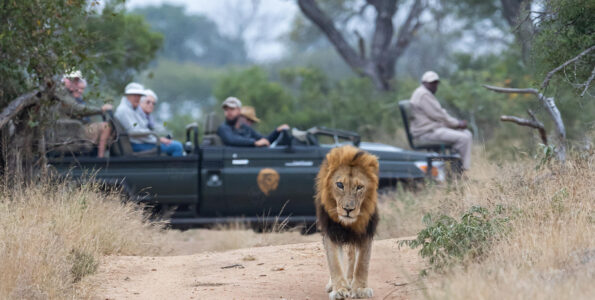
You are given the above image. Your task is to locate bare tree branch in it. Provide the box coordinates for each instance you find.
[581,65,595,97]
[500,110,547,145]
[541,45,595,90]
[483,84,566,161]
[297,0,366,73]
[482,85,539,95]
[298,0,426,90]
[0,90,42,129]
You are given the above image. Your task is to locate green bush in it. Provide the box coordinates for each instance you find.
[401,205,510,273]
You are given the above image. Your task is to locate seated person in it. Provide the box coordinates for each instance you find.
[240,105,289,143]
[217,97,289,147]
[137,89,184,156]
[114,82,183,157]
[61,71,113,158]
[409,71,472,170]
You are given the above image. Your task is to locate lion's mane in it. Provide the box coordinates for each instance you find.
[315,146,379,245]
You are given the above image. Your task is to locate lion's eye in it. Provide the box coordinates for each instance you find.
[356,185,364,190]
[336,182,344,189]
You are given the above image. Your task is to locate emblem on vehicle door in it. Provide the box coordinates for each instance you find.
[257,168,280,196]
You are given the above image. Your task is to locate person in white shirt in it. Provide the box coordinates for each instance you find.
[114,82,182,156]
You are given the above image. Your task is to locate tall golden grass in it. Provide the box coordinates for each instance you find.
[424,150,595,299]
[382,147,594,299]
[0,180,162,299]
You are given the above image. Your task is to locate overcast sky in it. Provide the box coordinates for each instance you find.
[126,0,298,61]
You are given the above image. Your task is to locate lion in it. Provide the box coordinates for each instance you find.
[315,145,379,299]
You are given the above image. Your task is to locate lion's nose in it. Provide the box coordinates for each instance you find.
[343,207,354,215]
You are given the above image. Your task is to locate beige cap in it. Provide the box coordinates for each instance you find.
[124,82,147,95]
[421,71,440,83]
[241,106,261,123]
[222,97,242,109]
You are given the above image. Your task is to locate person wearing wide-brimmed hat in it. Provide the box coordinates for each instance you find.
[217,97,289,147]
[240,106,288,143]
[409,71,472,170]
[59,71,113,158]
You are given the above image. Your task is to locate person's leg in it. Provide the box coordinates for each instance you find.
[96,122,111,158]
[131,143,156,152]
[160,140,184,157]
[421,128,472,170]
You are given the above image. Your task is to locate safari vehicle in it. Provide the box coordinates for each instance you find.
[48,113,460,226]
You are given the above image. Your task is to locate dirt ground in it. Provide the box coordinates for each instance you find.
[93,237,427,300]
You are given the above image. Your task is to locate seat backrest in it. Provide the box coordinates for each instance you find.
[202,112,223,146]
[204,112,221,135]
[109,116,134,156]
[398,100,415,149]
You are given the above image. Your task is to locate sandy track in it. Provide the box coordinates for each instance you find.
[94,238,426,300]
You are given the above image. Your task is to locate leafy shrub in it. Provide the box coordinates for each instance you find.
[401,205,510,273]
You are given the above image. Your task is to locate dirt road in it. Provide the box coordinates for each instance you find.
[94,238,426,299]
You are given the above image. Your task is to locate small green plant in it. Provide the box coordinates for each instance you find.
[400,205,510,273]
[69,249,98,282]
[535,143,556,169]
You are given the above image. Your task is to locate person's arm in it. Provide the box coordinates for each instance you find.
[419,94,460,128]
[114,107,153,135]
[246,126,264,140]
[217,125,256,147]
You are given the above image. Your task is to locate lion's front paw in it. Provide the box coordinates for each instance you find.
[328,279,350,300]
[329,287,350,300]
[325,278,333,293]
[350,287,373,298]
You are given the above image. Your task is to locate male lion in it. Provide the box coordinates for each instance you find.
[315,145,379,299]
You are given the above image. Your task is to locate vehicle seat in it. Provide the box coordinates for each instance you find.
[398,100,453,154]
[201,112,223,146]
[109,115,160,157]
[292,128,318,146]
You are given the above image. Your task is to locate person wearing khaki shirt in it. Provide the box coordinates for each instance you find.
[409,71,472,170]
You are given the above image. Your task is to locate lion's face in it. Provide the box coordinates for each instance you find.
[330,165,373,225]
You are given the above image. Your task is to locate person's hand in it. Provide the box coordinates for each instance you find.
[101,104,113,112]
[254,138,270,147]
[276,124,290,132]
[458,120,468,129]
[160,137,172,145]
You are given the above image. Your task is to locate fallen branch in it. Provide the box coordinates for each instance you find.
[500,109,547,145]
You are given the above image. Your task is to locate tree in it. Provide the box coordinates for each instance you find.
[297,0,425,91]
[85,2,163,94]
[0,0,163,177]
[134,4,248,66]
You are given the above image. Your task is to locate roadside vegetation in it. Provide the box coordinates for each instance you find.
[382,147,595,299]
[0,179,162,299]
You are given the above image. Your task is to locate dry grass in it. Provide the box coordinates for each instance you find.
[383,147,594,299]
[377,146,501,239]
[0,179,162,299]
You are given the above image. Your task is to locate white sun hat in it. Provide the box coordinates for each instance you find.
[142,89,158,102]
[124,82,147,95]
[421,71,440,83]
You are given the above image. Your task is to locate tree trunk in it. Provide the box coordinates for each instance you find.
[297,0,424,91]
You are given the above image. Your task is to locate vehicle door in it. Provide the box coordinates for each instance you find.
[220,145,322,218]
